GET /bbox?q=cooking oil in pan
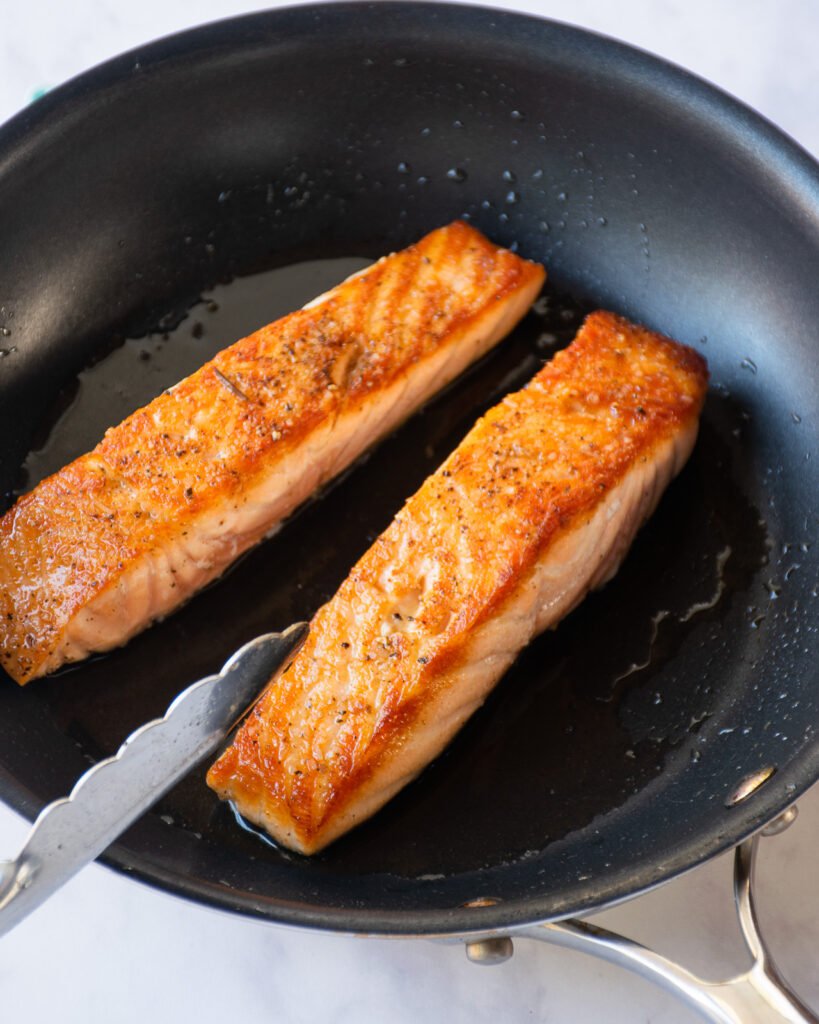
[20,257,373,490]
[18,255,772,874]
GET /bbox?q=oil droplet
[740,357,758,374]
[416,175,429,186]
[502,169,516,183]
[691,749,702,764]
[420,127,431,137]
[446,167,467,182]
[532,168,544,180]
[510,109,524,120]
[0,326,11,337]
[480,199,494,210]
[505,190,520,204]
[393,57,408,67]
[791,412,802,424]
[556,191,567,202]
[538,220,549,233]
[597,216,608,226]
[0,346,17,358]
[362,57,375,66]
[678,545,732,621]
[536,332,558,350]
[498,212,509,224]
[397,161,411,174]
[217,190,231,203]
[453,119,464,129]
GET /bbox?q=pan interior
[0,3,817,933]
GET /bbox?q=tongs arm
[0,623,307,938]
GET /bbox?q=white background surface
[1,3,818,1022]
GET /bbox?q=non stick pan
[0,2,817,941]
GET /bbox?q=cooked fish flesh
[208,311,709,854]
[0,222,544,684]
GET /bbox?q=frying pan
[0,0,817,959]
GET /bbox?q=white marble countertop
[1,3,818,1022]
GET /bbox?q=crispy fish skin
[208,311,709,854]
[0,222,545,684]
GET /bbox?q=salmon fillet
[0,222,544,684]
[208,311,709,854]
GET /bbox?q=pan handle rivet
[465,937,514,965]
[725,765,776,806]
[760,803,798,836]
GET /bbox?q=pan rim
[1,0,818,937]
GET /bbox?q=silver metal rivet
[726,766,776,806]
[761,804,799,836]
[463,897,500,908]
[465,937,514,965]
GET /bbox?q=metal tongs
[0,622,308,937]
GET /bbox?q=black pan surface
[0,3,817,936]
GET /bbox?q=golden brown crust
[207,311,708,850]
[0,222,545,684]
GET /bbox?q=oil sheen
[20,256,770,875]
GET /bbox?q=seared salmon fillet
[0,222,544,684]
[208,311,708,854]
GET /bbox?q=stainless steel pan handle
[467,818,816,1023]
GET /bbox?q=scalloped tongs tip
[0,622,309,938]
